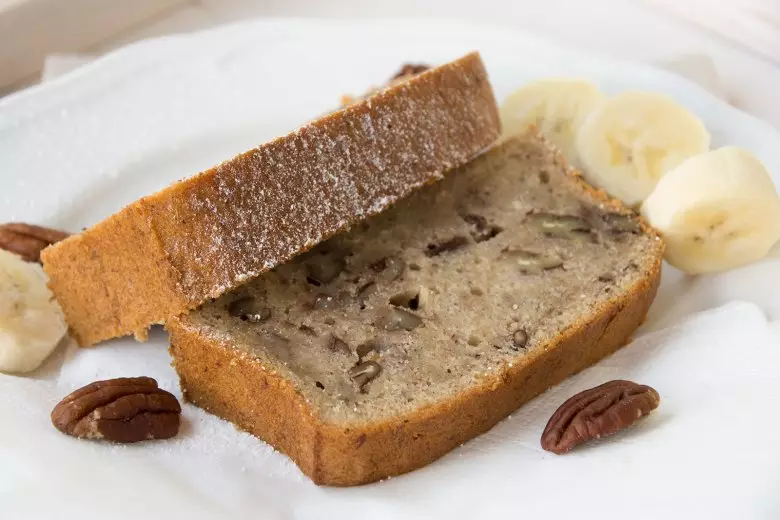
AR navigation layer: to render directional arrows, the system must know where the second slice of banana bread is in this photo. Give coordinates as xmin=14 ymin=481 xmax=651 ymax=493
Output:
xmin=168 ymin=132 xmax=664 ymax=486
xmin=42 ymin=52 xmax=499 ymax=346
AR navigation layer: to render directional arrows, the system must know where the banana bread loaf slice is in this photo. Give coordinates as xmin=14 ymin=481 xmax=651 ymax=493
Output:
xmin=168 ymin=132 xmax=664 ymax=486
xmin=42 ymin=52 xmax=500 ymax=346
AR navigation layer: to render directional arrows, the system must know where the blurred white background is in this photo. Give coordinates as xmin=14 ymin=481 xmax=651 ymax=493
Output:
xmin=1 ymin=0 xmax=779 ymax=125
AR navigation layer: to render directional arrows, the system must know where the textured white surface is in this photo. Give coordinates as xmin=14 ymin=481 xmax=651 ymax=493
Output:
xmin=0 ymin=0 xmax=187 ymax=90
xmin=95 ymin=0 xmax=780 ymax=129
xmin=645 ymin=0 xmax=780 ymax=63
xmin=1 ymin=19 xmax=780 ymax=519
xmin=3 ymin=304 xmax=780 ymax=519
xmin=6 ymin=1 xmax=780 ymax=127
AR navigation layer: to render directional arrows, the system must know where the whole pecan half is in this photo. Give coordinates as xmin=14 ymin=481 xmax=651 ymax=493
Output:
xmin=541 ymin=380 xmax=660 ymax=454
xmin=51 ymin=377 xmax=181 ymax=443
xmin=0 ymin=222 xmax=70 ymax=263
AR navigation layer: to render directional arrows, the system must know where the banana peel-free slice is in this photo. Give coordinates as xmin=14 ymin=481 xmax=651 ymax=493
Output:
xmin=641 ymin=147 xmax=780 ymax=274
xmin=576 ymin=91 xmax=710 ymax=206
xmin=0 ymin=249 xmax=67 ymax=373
xmin=500 ymin=78 xmax=605 ymax=168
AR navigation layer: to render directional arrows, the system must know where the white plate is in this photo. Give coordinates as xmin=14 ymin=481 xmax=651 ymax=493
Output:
xmin=2 ymin=19 xmax=780 ymax=520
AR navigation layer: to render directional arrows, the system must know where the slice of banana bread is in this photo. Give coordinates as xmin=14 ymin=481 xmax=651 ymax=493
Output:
xmin=41 ymin=52 xmax=500 ymax=346
xmin=168 ymin=132 xmax=664 ymax=486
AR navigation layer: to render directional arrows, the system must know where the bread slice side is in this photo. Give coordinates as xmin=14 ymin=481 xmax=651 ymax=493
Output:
xmin=169 ymin=271 xmax=658 ymax=485
xmin=42 ymin=52 xmax=500 ymax=346
xmin=167 ymin=133 xmax=664 ymax=486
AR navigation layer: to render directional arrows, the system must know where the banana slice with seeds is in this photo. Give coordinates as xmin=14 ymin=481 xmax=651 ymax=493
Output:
xmin=641 ymin=147 xmax=780 ymax=274
xmin=576 ymin=91 xmax=710 ymax=206
xmin=500 ymin=79 xmax=605 ymax=167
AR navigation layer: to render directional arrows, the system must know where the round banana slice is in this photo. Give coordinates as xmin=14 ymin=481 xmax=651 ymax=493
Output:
xmin=641 ymin=147 xmax=780 ymax=274
xmin=0 ymin=249 xmax=67 ymax=373
xmin=500 ymin=79 xmax=605 ymax=167
xmin=576 ymin=91 xmax=710 ymax=206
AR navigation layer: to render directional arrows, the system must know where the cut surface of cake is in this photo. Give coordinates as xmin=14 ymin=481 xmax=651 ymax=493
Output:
xmin=168 ymin=132 xmax=664 ymax=486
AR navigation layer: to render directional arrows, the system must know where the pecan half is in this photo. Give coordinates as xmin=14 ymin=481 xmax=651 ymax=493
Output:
xmin=526 ymin=212 xmax=591 ymax=238
xmin=0 ymin=223 xmax=70 ymax=263
xmin=541 ymin=380 xmax=660 ymax=454
xmin=462 ymin=213 xmax=503 ymax=243
xmin=391 ymin=63 xmax=430 ymax=81
xmin=424 ymin=236 xmax=469 ymax=257
xmin=51 ymin=377 xmax=181 ymax=443
xmin=341 ymin=63 xmax=431 ymax=107
xmin=349 ymin=360 xmax=381 ymax=391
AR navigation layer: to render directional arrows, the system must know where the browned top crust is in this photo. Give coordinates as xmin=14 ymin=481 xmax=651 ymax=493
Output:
xmin=41 ymin=52 xmax=501 ymax=346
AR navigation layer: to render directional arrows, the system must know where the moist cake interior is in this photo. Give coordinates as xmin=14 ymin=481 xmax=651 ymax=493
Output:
xmin=181 ymin=136 xmax=660 ymax=426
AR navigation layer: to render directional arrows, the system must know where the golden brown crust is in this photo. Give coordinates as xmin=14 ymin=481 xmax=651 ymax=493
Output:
xmin=167 ymin=133 xmax=665 ymax=486
xmin=42 ymin=52 xmax=501 ymax=347
xmin=168 ymin=260 xmax=660 ymax=486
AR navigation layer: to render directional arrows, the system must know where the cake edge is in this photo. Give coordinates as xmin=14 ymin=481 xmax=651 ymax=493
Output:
xmin=42 ymin=51 xmax=500 ymax=347
xmin=166 ymin=134 xmax=665 ymax=486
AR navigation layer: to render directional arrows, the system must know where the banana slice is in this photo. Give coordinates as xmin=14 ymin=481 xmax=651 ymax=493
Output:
xmin=0 ymin=249 xmax=67 ymax=373
xmin=500 ymin=79 xmax=605 ymax=167
xmin=641 ymin=147 xmax=780 ymax=274
xmin=576 ymin=91 xmax=710 ymax=206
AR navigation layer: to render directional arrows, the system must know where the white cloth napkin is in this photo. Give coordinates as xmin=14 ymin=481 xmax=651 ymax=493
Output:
xmin=2 ymin=302 xmax=779 ymax=519
xmin=2 ymin=52 xmax=777 ymax=519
